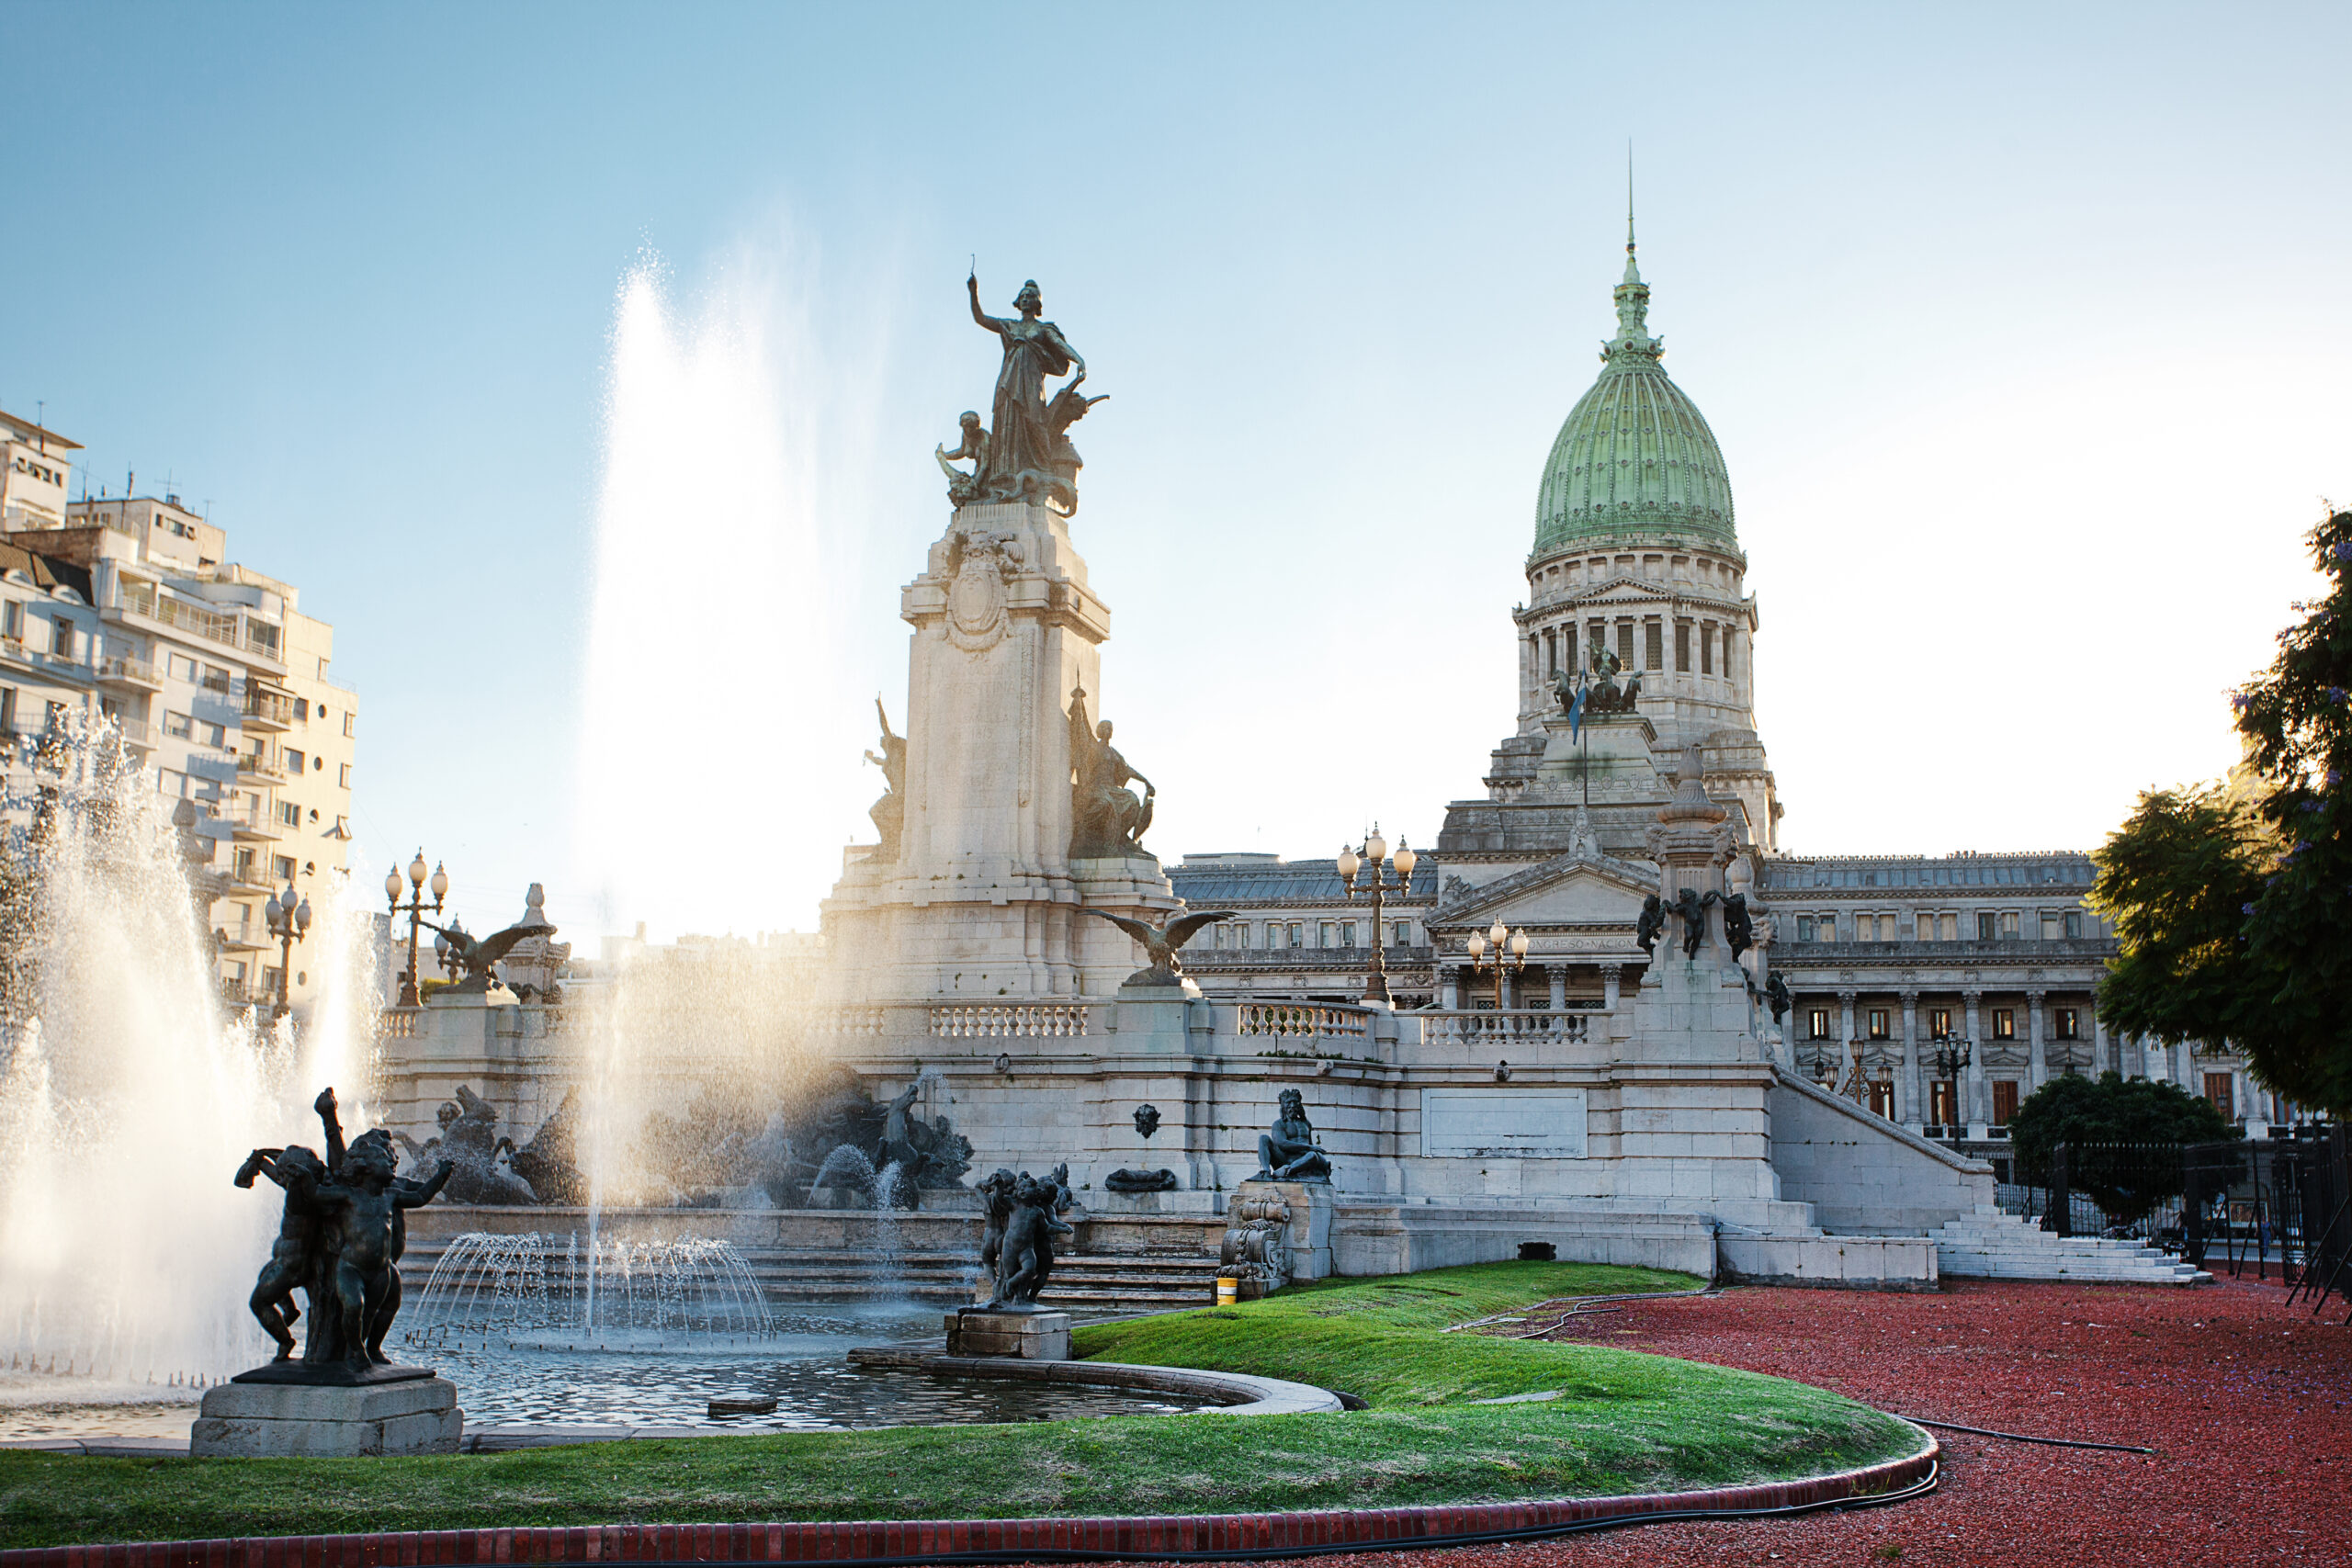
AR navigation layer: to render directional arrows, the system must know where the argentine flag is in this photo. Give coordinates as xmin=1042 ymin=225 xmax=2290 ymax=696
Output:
xmin=1566 ymin=672 xmax=1590 ymax=741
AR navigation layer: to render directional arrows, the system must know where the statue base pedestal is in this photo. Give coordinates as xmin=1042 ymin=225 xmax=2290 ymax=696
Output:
xmin=191 ymin=1374 xmax=462 ymax=1456
xmin=1236 ymin=1179 xmax=1334 ymax=1282
xmin=944 ymin=1309 xmax=1071 ymax=1359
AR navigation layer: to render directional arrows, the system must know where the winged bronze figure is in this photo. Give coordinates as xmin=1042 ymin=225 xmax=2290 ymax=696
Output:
xmin=1082 ymin=907 xmax=1238 ymax=987
xmin=423 ymin=919 xmax=551 ymax=995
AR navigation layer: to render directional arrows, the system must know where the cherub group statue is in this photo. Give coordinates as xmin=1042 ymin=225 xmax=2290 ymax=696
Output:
xmin=234 ymin=1087 xmax=452 ymax=1376
xmin=975 ymin=1163 xmax=1076 ymax=1309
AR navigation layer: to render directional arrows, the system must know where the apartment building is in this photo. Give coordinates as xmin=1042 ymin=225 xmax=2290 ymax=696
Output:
xmin=0 ymin=429 xmax=357 ymax=1017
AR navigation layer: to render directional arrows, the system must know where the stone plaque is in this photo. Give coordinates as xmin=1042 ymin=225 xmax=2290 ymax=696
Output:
xmin=1421 ymin=1089 xmax=1589 ymax=1159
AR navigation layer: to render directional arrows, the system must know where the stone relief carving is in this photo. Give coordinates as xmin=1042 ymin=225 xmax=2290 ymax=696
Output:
xmin=944 ymin=527 xmax=1023 ymax=653
xmin=1219 ymin=1189 xmax=1291 ymax=1296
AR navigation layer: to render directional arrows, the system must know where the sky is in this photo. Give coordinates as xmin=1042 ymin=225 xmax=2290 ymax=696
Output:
xmin=3 ymin=3 xmax=2346 ymax=944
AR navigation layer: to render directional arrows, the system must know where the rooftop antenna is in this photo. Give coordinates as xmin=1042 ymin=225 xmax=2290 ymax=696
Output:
xmin=34 ymin=400 xmax=43 ymax=454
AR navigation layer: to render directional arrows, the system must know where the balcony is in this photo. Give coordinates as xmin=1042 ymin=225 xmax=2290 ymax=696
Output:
xmin=235 ymin=752 xmax=288 ymax=784
xmin=108 ymin=717 xmax=153 ymax=751
xmin=220 ymin=805 xmax=283 ymax=842
xmin=96 ymin=656 xmax=162 ymax=692
xmin=241 ymin=686 xmax=295 ymax=732
xmin=217 ymin=924 xmax=267 ymax=951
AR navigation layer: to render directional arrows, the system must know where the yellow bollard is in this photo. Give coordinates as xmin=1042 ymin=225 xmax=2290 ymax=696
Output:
xmin=1216 ymin=1277 xmax=1238 ymax=1306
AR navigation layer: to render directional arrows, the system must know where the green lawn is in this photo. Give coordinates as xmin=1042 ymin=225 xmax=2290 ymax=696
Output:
xmin=0 ymin=1263 xmax=1925 ymax=1549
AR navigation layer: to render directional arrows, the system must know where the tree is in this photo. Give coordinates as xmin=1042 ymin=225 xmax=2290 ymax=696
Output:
xmin=2092 ymin=508 xmax=2352 ymax=1115
xmin=2007 ymin=1072 xmax=2235 ymax=1223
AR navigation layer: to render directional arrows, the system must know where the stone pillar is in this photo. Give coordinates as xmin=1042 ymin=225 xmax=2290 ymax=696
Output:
xmin=1440 ymin=965 xmax=1458 ymax=1010
xmin=2090 ymin=1004 xmax=2109 ymax=1076
xmin=1548 ymin=965 xmax=1567 ymax=1011
xmin=1601 ymin=964 xmax=1622 ymax=1011
xmin=2027 ymin=988 xmax=2047 ymax=1088
xmin=1963 ymin=989 xmax=1986 ymax=1135
xmin=1899 ymin=989 xmax=1920 ymax=1129
xmin=1837 ymin=989 xmax=1857 ymax=1054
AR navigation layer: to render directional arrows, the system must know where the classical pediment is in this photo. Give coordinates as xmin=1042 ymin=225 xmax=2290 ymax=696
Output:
xmin=1431 ymin=848 xmax=1659 ymax=930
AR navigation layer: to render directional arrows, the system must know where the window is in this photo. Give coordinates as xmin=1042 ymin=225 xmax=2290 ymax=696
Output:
xmin=1977 ymin=911 xmax=1996 ymax=941
xmin=48 ymin=617 xmax=73 ymax=658
xmin=1867 ymin=1009 xmax=1890 ymax=1040
xmin=0 ymin=686 xmax=14 ymax=734
xmin=2041 ymin=912 xmax=2064 ymax=941
xmin=2054 ymin=1008 xmax=2080 ymax=1041
xmin=2000 ymin=910 xmax=2019 ymax=938
xmin=201 ymin=664 xmax=230 ymax=693
xmin=1700 ymin=624 xmax=1715 ymax=674
xmin=272 ymin=855 xmax=295 ymax=883
xmin=2064 ymin=910 xmax=2084 ymax=939
xmin=2202 ymin=1072 xmax=2234 ymax=1120
xmin=163 ymin=710 xmax=192 ymax=739
xmin=1287 ymin=922 xmax=1303 ymax=949
xmin=1675 ymin=622 xmax=1690 ymax=672
xmin=337 ymin=761 xmax=351 ymax=788
xmin=224 ymin=959 xmax=247 ymax=984
xmin=342 ymin=712 xmax=355 ymax=738
xmin=1212 ymin=924 xmax=1227 ymax=950
xmin=1929 ymin=1007 xmax=1953 ymax=1037
xmin=203 ymin=721 xmax=226 ymax=749
xmin=1806 ymin=1007 xmax=1831 ymax=1041
xmin=1928 ymin=1080 xmax=1957 ymax=1127
xmin=166 ymin=652 xmax=198 ymax=682
xmin=156 ymin=766 xmax=187 ymax=796
xmin=277 ymin=800 xmax=300 ymax=828
xmin=1796 ymin=916 xmax=1815 ymax=942
xmin=1561 ymin=626 xmax=1577 ymax=673
xmin=1644 ymin=621 xmax=1663 ymax=671
xmin=1338 ymin=921 xmax=1356 ymax=949
xmin=1868 ymin=1081 xmax=1896 ymax=1119
xmin=284 ymin=748 xmax=305 ymax=773
xmin=1317 ymin=921 xmax=1335 ymax=948
xmin=0 ymin=603 xmax=17 ymax=639
xmin=232 ymin=846 xmax=255 ymax=880
xmin=1991 ymin=1080 xmax=2020 ymax=1126
xmin=1993 ymin=1009 xmax=2015 ymax=1040
xmin=295 ymin=698 xmax=309 ymax=720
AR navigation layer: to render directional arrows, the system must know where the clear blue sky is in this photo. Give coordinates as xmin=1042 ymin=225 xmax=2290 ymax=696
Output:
xmin=6 ymin=3 xmax=2346 ymax=941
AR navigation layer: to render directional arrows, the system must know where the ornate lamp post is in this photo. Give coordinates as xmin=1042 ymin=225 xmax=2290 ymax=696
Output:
xmin=386 ymin=850 xmax=447 ymax=1008
xmin=1465 ymin=918 xmax=1529 ymax=1010
xmin=1928 ymin=1034 xmax=1973 ymax=1137
xmin=262 ymin=881 xmax=312 ymax=1020
xmin=1336 ymin=825 xmax=1416 ymax=1009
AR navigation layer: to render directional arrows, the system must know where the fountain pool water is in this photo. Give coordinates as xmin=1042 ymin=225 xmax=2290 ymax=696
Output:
xmin=403 ymin=1231 xmax=776 ymax=1353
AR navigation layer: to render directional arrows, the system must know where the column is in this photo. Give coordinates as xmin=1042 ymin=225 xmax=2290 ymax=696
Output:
xmin=2090 ymin=1003 xmax=2109 ymax=1077
xmin=1963 ymin=989 xmax=1986 ymax=1135
xmin=1548 ymin=965 xmax=1567 ymax=1011
xmin=2026 ymin=988 xmax=2047 ymax=1088
xmin=1440 ymin=965 xmax=1458 ymax=1010
xmin=1899 ymin=989 xmax=1920 ymax=1129
xmin=1837 ymin=989 xmax=1856 ymax=1053
xmin=1601 ymin=964 xmax=1623 ymax=1012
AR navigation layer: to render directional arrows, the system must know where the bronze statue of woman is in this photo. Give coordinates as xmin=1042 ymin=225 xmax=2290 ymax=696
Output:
xmin=967 ymin=273 xmax=1084 ymax=506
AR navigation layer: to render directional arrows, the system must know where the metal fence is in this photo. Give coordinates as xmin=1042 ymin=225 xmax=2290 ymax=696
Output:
xmin=1998 ymin=1129 xmax=2350 ymax=1318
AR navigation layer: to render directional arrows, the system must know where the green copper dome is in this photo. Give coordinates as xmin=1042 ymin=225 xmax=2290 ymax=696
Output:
xmin=1533 ymin=247 xmax=1736 ymax=558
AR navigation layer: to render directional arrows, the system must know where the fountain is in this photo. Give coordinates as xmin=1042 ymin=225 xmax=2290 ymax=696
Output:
xmin=0 ymin=721 xmax=377 ymax=1407
xmin=403 ymin=1232 xmax=775 ymax=1353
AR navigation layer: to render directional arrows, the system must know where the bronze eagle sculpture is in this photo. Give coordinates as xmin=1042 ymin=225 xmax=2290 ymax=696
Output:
xmin=1082 ymin=907 xmax=1238 ymax=987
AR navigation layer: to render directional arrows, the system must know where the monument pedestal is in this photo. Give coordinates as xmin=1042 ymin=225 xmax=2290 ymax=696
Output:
xmin=945 ymin=1309 xmax=1072 ymax=1359
xmin=191 ymin=1374 xmax=463 ymax=1457
xmin=1237 ymin=1179 xmax=1334 ymax=1282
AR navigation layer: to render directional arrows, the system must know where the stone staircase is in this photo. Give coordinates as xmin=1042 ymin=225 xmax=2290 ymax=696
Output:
xmin=1932 ymin=1207 xmax=2210 ymax=1284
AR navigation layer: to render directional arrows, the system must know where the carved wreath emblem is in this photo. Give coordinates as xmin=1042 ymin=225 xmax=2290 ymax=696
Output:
xmin=946 ymin=527 xmax=1023 ymax=653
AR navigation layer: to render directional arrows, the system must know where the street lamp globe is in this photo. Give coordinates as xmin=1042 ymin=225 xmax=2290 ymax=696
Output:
xmin=264 ymin=892 xmax=283 ymax=934
xmin=430 ymin=863 xmax=449 ymax=902
xmin=1465 ymin=931 xmax=1487 ymax=960
xmin=1392 ymin=841 xmax=1417 ymax=880
xmin=1510 ymin=927 xmax=1531 ymax=958
xmin=1487 ymin=919 xmax=1508 ymax=947
xmin=408 ymin=852 xmax=427 ymax=888
xmin=384 ymin=866 xmax=401 ymax=904
xmin=1336 ymin=844 xmax=1361 ymax=882
xmin=1363 ymin=827 xmax=1387 ymax=864
xmin=294 ymin=896 xmax=312 ymax=935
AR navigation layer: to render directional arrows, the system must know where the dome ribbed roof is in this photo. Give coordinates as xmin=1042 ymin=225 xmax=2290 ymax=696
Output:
xmin=1533 ymin=249 xmax=1736 ymax=558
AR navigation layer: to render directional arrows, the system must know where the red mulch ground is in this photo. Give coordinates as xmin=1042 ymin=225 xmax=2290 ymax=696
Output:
xmin=1156 ymin=1274 xmax=2351 ymax=1567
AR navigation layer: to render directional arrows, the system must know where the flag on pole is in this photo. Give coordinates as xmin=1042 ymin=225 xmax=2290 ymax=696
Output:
xmin=1567 ymin=672 xmax=1589 ymax=740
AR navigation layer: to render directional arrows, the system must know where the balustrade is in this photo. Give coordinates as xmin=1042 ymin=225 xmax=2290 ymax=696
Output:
xmin=1236 ymin=1002 xmax=1370 ymax=1041
xmin=929 ymin=1002 xmax=1089 ymax=1039
xmin=1419 ymin=1008 xmax=1593 ymax=1046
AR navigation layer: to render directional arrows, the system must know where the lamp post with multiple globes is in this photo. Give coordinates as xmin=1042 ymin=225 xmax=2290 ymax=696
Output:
xmin=1336 ymin=825 xmax=1416 ymax=1009
xmin=263 ymin=881 xmax=312 ymax=1019
xmin=1928 ymin=1034 xmax=1973 ymax=1138
xmin=386 ymin=851 xmax=447 ymax=1008
xmin=1465 ymin=919 xmax=1529 ymax=1010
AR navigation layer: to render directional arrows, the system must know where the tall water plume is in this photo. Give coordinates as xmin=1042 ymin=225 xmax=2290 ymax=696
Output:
xmin=570 ymin=239 xmax=904 ymax=1205
xmin=0 ymin=723 xmax=377 ymax=1385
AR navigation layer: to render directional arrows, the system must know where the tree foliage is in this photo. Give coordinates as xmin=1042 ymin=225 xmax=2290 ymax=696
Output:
xmin=2008 ymin=1071 xmax=2234 ymax=1169
xmin=2093 ymin=508 xmax=2352 ymax=1115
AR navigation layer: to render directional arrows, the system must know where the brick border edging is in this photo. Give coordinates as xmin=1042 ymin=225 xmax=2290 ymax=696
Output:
xmin=0 ymin=1433 xmax=1937 ymax=1565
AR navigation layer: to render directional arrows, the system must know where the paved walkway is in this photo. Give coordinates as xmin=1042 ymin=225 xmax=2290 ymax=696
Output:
xmin=1263 ymin=1276 xmax=2351 ymax=1568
